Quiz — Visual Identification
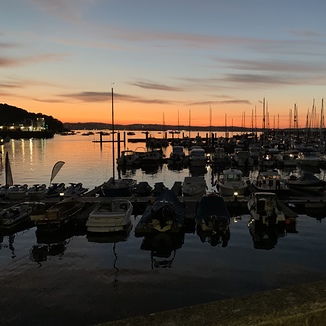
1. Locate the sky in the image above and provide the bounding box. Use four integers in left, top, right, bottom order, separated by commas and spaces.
1, 0, 326, 129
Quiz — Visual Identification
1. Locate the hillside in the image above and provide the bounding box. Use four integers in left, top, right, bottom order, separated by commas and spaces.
0, 103, 64, 132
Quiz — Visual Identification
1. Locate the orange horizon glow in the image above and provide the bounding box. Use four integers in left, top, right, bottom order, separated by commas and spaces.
6, 96, 324, 130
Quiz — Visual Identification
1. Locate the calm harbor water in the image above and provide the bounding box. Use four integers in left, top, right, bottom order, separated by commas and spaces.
1, 131, 326, 326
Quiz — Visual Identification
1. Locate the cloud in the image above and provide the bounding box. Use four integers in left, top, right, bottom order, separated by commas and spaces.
219, 58, 326, 74
0, 53, 67, 68
58, 91, 175, 105
188, 99, 251, 106
130, 80, 185, 92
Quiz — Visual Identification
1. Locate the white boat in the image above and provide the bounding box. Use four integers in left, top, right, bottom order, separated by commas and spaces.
247, 192, 285, 227
0, 202, 32, 229
217, 169, 248, 197
86, 199, 133, 233
182, 176, 207, 197
189, 147, 207, 167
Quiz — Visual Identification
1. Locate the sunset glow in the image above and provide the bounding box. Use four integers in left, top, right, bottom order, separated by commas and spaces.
1, 1, 326, 129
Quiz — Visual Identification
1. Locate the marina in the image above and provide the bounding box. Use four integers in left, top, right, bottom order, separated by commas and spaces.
1, 130, 326, 326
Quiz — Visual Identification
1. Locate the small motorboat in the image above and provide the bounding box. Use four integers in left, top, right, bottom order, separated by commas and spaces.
63, 182, 88, 197
252, 170, 291, 198
247, 192, 285, 227
101, 178, 137, 197
46, 183, 66, 197
7, 184, 28, 200
196, 192, 230, 232
217, 169, 248, 197
135, 189, 185, 236
132, 181, 153, 197
285, 172, 326, 193
0, 202, 32, 229
182, 176, 207, 197
86, 199, 133, 233
27, 184, 47, 200
35, 197, 85, 232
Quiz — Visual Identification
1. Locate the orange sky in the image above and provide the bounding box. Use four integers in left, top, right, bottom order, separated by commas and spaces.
1, 1, 326, 129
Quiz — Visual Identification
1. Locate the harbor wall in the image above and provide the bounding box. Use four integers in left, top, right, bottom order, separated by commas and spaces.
97, 280, 326, 326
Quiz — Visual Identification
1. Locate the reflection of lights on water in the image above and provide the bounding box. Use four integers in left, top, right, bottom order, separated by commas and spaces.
113, 243, 119, 290
233, 216, 242, 223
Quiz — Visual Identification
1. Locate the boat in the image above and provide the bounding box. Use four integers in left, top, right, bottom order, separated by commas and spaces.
140, 148, 163, 165
132, 181, 153, 197
167, 145, 185, 166
101, 177, 137, 197
217, 169, 248, 197
189, 147, 207, 167
258, 148, 279, 169
35, 197, 85, 232
252, 170, 291, 198
182, 176, 207, 197
276, 149, 299, 167
86, 199, 133, 233
63, 182, 88, 197
46, 182, 66, 197
247, 192, 285, 227
233, 150, 254, 168
46, 161, 66, 197
296, 147, 323, 168
28, 202, 48, 223
27, 184, 47, 200
116, 149, 142, 166
209, 147, 232, 168
135, 189, 185, 236
0, 202, 32, 229
285, 172, 326, 193
195, 193, 230, 247
7, 184, 28, 200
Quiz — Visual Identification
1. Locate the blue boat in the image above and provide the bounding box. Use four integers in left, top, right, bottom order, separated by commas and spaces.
135, 189, 185, 236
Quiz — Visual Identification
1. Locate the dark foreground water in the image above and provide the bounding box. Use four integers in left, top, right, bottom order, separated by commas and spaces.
1, 212, 326, 326
1, 132, 326, 325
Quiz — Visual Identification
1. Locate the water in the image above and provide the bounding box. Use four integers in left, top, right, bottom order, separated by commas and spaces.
1, 132, 326, 326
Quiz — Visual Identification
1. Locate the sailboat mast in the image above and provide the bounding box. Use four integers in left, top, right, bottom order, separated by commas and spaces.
111, 87, 115, 183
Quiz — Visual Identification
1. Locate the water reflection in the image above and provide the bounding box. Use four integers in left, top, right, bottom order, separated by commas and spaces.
248, 218, 286, 250
87, 223, 132, 289
196, 226, 230, 247
306, 207, 326, 223
29, 229, 75, 266
0, 233, 16, 259
140, 232, 184, 269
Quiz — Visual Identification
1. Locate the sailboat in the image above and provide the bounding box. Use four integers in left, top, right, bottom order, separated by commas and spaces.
0, 152, 14, 197
101, 87, 136, 197
0, 153, 32, 229
45, 161, 66, 197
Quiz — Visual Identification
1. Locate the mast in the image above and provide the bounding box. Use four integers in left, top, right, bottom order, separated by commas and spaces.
111, 86, 115, 183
